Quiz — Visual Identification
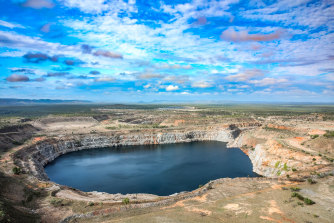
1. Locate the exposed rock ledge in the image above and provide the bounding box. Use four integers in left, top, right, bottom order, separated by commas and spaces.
13, 125, 243, 181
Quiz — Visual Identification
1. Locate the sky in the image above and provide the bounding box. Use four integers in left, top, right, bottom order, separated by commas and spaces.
0, 0, 333, 103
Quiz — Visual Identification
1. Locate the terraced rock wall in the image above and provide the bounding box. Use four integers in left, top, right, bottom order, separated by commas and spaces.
14, 126, 241, 180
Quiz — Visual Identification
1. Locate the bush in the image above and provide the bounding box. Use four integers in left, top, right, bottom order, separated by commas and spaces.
307, 178, 317, 184
88, 201, 94, 206
207, 184, 213, 190
12, 166, 21, 175
290, 187, 301, 192
50, 198, 63, 207
122, 198, 130, 205
304, 197, 315, 205
291, 192, 315, 205
324, 131, 334, 138
291, 192, 302, 199
12, 141, 23, 145
310, 135, 319, 139
292, 168, 297, 172
0, 209, 5, 221
297, 201, 304, 206
50, 198, 70, 207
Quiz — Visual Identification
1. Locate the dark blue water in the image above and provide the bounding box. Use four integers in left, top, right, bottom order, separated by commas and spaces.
45, 141, 258, 196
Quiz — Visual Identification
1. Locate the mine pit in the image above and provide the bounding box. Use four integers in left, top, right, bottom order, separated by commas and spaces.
44, 141, 258, 196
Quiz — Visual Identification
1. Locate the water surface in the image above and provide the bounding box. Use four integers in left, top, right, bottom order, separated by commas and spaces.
45, 141, 258, 196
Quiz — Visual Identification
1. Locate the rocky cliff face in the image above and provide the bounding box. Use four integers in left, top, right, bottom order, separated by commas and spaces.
248, 144, 276, 177
247, 139, 331, 178
14, 127, 241, 180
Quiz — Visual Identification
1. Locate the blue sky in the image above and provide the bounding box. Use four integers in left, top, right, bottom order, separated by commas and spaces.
0, 0, 333, 103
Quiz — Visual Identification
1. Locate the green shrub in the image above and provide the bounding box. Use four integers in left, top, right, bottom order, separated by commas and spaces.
105, 126, 117, 130
122, 198, 130, 205
291, 192, 302, 199
297, 201, 304, 206
291, 192, 315, 205
304, 197, 315, 205
12, 166, 21, 175
324, 131, 334, 138
275, 161, 280, 168
283, 163, 289, 171
12, 141, 23, 145
290, 187, 301, 192
50, 198, 63, 207
307, 178, 317, 184
88, 201, 94, 206
310, 135, 319, 139
292, 168, 297, 172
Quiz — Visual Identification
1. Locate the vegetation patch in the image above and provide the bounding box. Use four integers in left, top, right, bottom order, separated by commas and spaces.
291, 192, 315, 205
12, 166, 21, 175
283, 163, 289, 171
290, 187, 301, 192
307, 178, 317, 184
23, 188, 41, 204
50, 198, 71, 207
310, 134, 319, 139
122, 198, 130, 205
324, 130, 334, 138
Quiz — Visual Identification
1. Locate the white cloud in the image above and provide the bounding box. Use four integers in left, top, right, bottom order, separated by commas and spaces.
249, 77, 288, 86
60, 0, 137, 14
166, 85, 179, 91
138, 73, 163, 80
156, 63, 192, 70
192, 81, 212, 88
220, 28, 284, 42
325, 74, 334, 81
164, 75, 189, 84
94, 77, 115, 82
241, 1, 334, 29
0, 20, 25, 29
225, 68, 264, 82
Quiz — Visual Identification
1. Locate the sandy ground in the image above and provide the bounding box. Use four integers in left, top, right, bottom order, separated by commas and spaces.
70, 177, 334, 223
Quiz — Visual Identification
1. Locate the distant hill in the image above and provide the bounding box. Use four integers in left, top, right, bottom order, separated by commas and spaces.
0, 98, 91, 106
